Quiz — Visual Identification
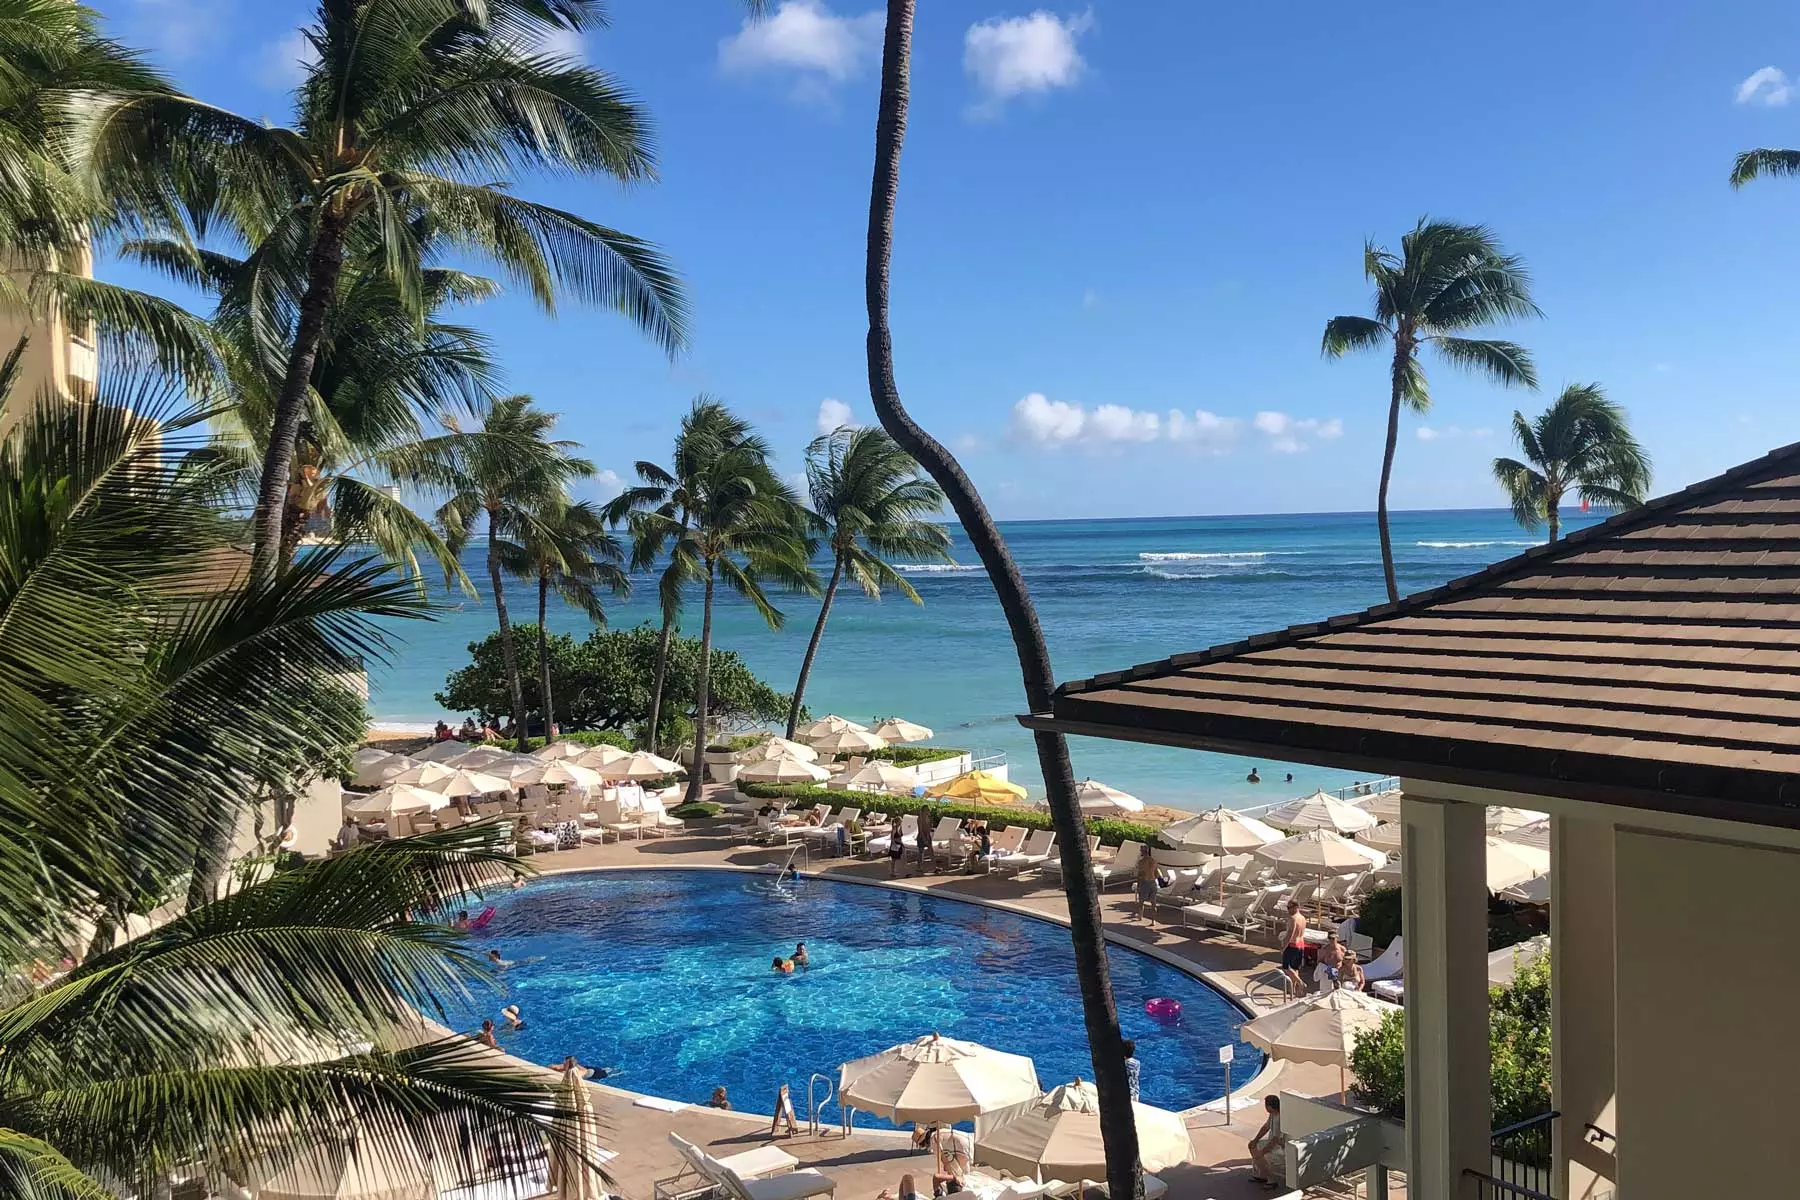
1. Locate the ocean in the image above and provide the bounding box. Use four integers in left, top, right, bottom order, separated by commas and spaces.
366, 507, 1600, 813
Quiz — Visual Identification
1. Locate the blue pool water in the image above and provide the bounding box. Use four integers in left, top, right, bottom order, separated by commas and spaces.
461, 869, 1257, 1120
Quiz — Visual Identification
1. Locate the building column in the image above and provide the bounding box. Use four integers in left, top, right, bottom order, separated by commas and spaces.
1402, 794, 1491, 1199
1552, 816, 1617, 1200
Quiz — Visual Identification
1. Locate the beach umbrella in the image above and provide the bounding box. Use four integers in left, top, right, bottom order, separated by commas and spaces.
533, 740, 591, 761
343, 784, 449, 819
350, 752, 414, 788
1257, 829, 1387, 875
421, 769, 511, 799
736, 736, 819, 765
1499, 874, 1551, 905
1240, 988, 1400, 1100
598, 751, 684, 781
388, 761, 458, 788
738, 756, 832, 784
974, 1079, 1193, 1180
840, 1033, 1039, 1125
410, 740, 471, 763
795, 714, 869, 740
1159, 807, 1284, 854
927, 770, 1028, 805
872, 717, 934, 744
1264, 790, 1379, 834
351, 746, 395, 768
1503, 818, 1552, 853
837, 760, 918, 793
1354, 789, 1404, 824
546, 1068, 607, 1200
1486, 806, 1546, 835
448, 745, 515, 769
1356, 822, 1404, 856
575, 743, 630, 770
807, 726, 889, 755
251, 1140, 433, 1200
1482, 836, 1550, 892
515, 760, 605, 789
1072, 779, 1144, 813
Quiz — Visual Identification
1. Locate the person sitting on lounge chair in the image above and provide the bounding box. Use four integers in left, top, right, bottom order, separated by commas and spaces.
877, 1173, 923, 1200
1338, 951, 1365, 992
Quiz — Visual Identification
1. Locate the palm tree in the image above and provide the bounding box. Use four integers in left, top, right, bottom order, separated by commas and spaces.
1492, 384, 1650, 542
72, 0, 688, 584
1730, 149, 1800, 187
0, 365, 583, 1194
786, 425, 948, 738
432, 396, 594, 747
493, 497, 629, 744
611, 399, 756, 753
1321, 219, 1541, 602
850, 5, 1143, 1194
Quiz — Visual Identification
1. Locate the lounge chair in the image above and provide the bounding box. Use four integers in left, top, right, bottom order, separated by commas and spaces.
1362, 934, 1403, 1001
929, 817, 966, 867
1048, 835, 1101, 881
717, 1166, 837, 1200
1152, 873, 1201, 915
637, 797, 684, 839
1093, 839, 1142, 889
993, 829, 1056, 874
1180, 889, 1259, 938
865, 814, 917, 855
988, 825, 1028, 857
666, 1133, 796, 1185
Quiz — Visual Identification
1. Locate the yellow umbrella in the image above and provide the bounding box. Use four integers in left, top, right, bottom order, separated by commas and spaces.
927, 770, 1028, 805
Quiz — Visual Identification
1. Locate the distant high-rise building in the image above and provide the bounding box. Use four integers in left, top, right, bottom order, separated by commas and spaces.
1, 243, 98, 434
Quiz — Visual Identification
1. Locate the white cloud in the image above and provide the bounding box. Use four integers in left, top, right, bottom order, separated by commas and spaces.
1012, 393, 1092, 445
1255, 411, 1343, 454
1415, 424, 1492, 443
1011, 393, 1247, 454
590, 469, 624, 502
1736, 66, 1795, 107
1164, 409, 1242, 454
719, 1, 883, 90
1085, 403, 1160, 443
258, 30, 318, 90
964, 9, 1092, 113
816, 397, 856, 435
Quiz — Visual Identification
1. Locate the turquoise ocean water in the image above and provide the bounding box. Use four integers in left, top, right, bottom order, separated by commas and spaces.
367, 507, 1600, 812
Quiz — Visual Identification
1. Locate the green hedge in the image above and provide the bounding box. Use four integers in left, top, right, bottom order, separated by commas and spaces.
855, 746, 967, 766
523, 730, 633, 752
736, 782, 1158, 847
668, 801, 723, 818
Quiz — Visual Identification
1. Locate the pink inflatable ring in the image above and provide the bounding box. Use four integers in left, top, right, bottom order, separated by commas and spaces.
1145, 997, 1181, 1021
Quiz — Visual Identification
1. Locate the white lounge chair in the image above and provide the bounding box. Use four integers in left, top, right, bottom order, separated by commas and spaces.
1363, 934, 1404, 1000
718, 1165, 837, 1200
636, 797, 684, 839
1181, 889, 1259, 938
666, 1133, 796, 1184
1093, 840, 1142, 889
865, 813, 917, 855
1049, 835, 1101, 881
993, 829, 1056, 874
988, 825, 1028, 857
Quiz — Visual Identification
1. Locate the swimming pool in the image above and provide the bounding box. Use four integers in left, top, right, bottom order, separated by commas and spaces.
463, 868, 1258, 1121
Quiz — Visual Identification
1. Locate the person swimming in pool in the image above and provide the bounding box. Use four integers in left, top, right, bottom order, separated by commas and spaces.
487, 949, 514, 970
772, 956, 795, 974
500, 1004, 525, 1031
792, 942, 809, 970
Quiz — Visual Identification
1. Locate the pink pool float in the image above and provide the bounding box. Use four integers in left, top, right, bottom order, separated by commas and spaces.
1145, 997, 1182, 1022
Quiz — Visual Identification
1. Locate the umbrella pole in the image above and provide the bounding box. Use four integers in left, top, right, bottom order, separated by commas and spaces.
1338, 1064, 1346, 1104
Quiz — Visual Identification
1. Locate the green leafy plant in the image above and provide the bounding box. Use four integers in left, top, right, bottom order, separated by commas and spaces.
667, 801, 724, 819
1355, 884, 1402, 948
859, 746, 967, 767
736, 784, 1159, 846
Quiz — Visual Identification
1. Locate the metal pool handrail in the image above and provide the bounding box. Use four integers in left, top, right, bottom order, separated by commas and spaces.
807, 1072, 834, 1135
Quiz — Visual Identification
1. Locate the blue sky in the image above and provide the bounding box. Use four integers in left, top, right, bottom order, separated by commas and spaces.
100, 0, 1800, 520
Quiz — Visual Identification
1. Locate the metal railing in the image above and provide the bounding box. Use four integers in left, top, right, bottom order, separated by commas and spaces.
1491, 1110, 1558, 1173
806, 1072, 834, 1135
1464, 1169, 1554, 1200
1237, 775, 1400, 821
969, 751, 1007, 771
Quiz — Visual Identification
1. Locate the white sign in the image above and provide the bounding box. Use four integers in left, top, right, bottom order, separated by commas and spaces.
1218, 1044, 1234, 1065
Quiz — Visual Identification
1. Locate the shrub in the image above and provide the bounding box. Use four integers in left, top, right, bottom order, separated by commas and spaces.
736, 782, 1159, 846
668, 801, 723, 819
1356, 884, 1402, 948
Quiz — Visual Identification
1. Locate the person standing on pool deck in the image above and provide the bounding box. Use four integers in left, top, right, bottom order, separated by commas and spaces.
770, 1082, 799, 1137
888, 821, 907, 877
1123, 1039, 1141, 1101
1280, 901, 1308, 997
1134, 845, 1159, 926
915, 811, 934, 875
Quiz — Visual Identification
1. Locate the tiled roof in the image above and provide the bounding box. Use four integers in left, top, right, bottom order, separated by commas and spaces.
1044, 444, 1800, 828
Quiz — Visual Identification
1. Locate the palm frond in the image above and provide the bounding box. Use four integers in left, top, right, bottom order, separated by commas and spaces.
1730, 148, 1800, 188
1320, 314, 1389, 357
1429, 336, 1538, 390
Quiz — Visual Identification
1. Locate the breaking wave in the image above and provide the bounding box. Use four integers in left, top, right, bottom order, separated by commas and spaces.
1138, 550, 1268, 562
894, 562, 984, 574
1139, 566, 1298, 581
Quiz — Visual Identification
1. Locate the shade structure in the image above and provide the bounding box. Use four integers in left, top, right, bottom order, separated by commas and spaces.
974, 1079, 1194, 1179
546, 1069, 606, 1200
1264, 790, 1379, 834
252, 1140, 433, 1200
351, 752, 414, 788
344, 784, 449, 818
1071, 779, 1144, 813
872, 717, 934, 744
1256, 829, 1387, 874
1159, 807, 1284, 854
1500, 874, 1551, 905
1486, 806, 1547, 834
927, 770, 1028, 805
351, 746, 393, 767
837, 760, 918, 793
808, 726, 890, 755
1482, 836, 1550, 892
1241, 988, 1401, 1100
1356, 822, 1404, 856
736, 736, 819, 765
421, 769, 511, 799
795, 714, 869, 740
575, 743, 630, 769
534, 740, 591, 761
737, 756, 832, 784
411, 740, 471, 763
840, 1033, 1040, 1125
1354, 790, 1404, 824
598, 750, 683, 781
514, 759, 604, 789
388, 761, 458, 788
1502, 818, 1552, 853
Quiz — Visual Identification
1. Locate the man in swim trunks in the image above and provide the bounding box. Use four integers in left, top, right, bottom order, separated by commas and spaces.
1280, 901, 1308, 997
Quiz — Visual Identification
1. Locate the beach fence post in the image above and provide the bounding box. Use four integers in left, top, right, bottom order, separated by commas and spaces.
1219, 1044, 1234, 1123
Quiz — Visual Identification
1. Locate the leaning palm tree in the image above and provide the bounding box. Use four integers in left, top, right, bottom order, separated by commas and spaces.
786, 425, 948, 738
1730, 148, 1800, 187
1492, 384, 1650, 542
1322, 219, 1541, 602
493, 496, 629, 744
71, 0, 687, 583
432, 396, 595, 747
847, 5, 1143, 1194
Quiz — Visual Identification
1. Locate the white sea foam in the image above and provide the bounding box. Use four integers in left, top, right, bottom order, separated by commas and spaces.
895, 562, 983, 573
1139, 566, 1296, 581
1137, 550, 1268, 562
1415, 540, 1537, 549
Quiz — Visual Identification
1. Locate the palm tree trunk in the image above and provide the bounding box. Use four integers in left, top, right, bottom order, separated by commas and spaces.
682, 565, 716, 806
1547, 508, 1561, 543
278, 491, 310, 570
538, 572, 557, 744
859, 6, 1141, 1198
1377, 344, 1409, 604
248, 212, 350, 586
647, 609, 676, 754
488, 521, 527, 748
786, 552, 844, 739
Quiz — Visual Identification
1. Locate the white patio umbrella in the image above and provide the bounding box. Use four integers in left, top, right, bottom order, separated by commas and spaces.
807, 726, 889, 755
836, 760, 917, 793
795, 714, 869, 740
351, 752, 414, 788
1159, 807, 1284, 854
514, 760, 605, 789
737, 757, 832, 784
388, 761, 458, 788
422, 769, 511, 799
575, 743, 630, 770
1356, 822, 1404, 856
410, 739, 471, 763
351, 746, 395, 767
1486, 806, 1546, 834
1072, 779, 1145, 813
533, 740, 591, 761
1503, 818, 1551, 853
546, 1068, 606, 1200
252, 1140, 433, 1200
736, 736, 819, 764
343, 784, 449, 819
1482, 836, 1550, 892
598, 751, 684, 781
1499, 874, 1551, 905
1257, 829, 1388, 875
974, 1079, 1194, 1180
448, 745, 515, 769
872, 717, 934, 744
1264, 790, 1380, 834
840, 1033, 1039, 1125
1355, 789, 1404, 824
1240, 988, 1401, 1100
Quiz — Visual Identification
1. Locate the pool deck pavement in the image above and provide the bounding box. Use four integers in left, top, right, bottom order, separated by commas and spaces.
518, 820, 1383, 1200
